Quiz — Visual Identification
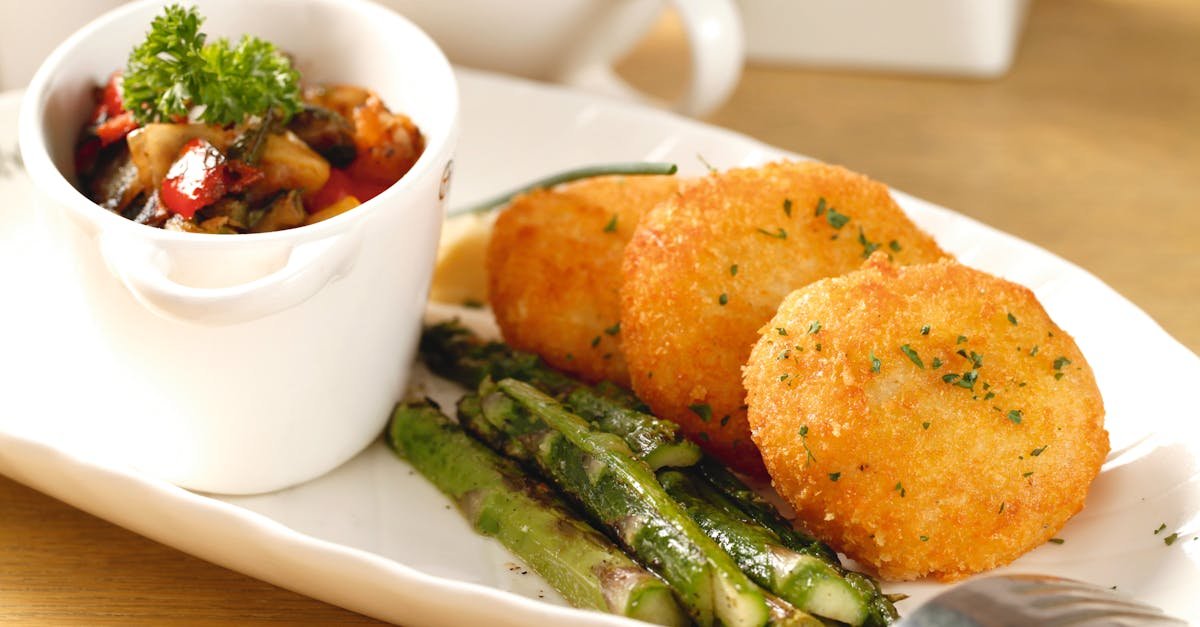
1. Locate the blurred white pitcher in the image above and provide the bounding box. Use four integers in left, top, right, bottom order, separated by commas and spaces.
380, 0, 744, 117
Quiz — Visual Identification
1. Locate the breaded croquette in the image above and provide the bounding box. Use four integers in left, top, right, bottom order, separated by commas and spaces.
743, 255, 1108, 581
621, 161, 948, 476
487, 175, 680, 387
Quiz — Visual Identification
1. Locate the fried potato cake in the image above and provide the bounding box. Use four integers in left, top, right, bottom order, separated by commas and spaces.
744, 255, 1108, 581
487, 174, 681, 387
620, 161, 948, 476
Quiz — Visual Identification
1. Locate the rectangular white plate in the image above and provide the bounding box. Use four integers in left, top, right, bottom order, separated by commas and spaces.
1, 68, 1197, 625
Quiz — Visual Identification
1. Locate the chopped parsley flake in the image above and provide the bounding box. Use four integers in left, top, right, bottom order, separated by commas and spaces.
720, 414, 731, 427
900, 344, 924, 369
957, 350, 983, 368
1007, 409, 1023, 424
783, 198, 793, 217
829, 472, 841, 482
1029, 345, 1039, 356
1165, 532, 1180, 546
1155, 523, 1167, 535
730, 264, 739, 276
689, 403, 713, 422
890, 240, 902, 252
895, 482, 906, 497
870, 352, 881, 373
931, 357, 943, 369
957, 335, 968, 344
1048, 538, 1065, 545
983, 391, 996, 400
757, 226, 788, 240
777, 327, 788, 336
1031, 446, 1047, 456
858, 228, 880, 258
955, 370, 979, 389
815, 343, 822, 352
922, 421, 931, 430
590, 336, 601, 348
942, 373, 960, 384
798, 425, 816, 464
826, 207, 851, 229
604, 322, 621, 336
718, 293, 728, 306
920, 535, 929, 542
808, 320, 822, 335
603, 214, 618, 233
814, 197, 827, 217
779, 374, 789, 381
1023, 471, 1034, 477
1007, 312, 1018, 325
920, 325, 930, 335
1053, 356, 1072, 370
999, 502, 1006, 513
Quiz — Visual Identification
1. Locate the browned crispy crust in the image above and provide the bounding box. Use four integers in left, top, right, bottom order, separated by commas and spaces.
620, 161, 948, 476
744, 255, 1108, 581
486, 175, 681, 386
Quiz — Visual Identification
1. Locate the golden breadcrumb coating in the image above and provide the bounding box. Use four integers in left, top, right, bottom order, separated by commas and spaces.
487, 175, 681, 386
621, 161, 948, 476
744, 255, 1108, 581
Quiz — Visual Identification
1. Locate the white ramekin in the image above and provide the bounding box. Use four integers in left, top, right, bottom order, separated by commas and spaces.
19, 0, 459, 494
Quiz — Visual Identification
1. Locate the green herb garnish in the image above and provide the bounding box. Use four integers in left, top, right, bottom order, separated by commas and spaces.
689, 403, 713, 422
603, 214, 618, 233
857, 228, 880, 257
826, 207, 850, 229
122, 4, 302, 125
900, 344, 924, 369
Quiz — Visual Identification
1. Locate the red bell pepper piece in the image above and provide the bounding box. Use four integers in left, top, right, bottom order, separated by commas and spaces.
159, 138, 265, 219
307, 167, 389, 213
160, 138, 228, 219
88, 71, 139, 146
95, 112, 139, 147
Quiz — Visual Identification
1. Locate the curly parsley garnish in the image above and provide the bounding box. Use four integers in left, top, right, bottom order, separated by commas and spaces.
122, 4, 302, 125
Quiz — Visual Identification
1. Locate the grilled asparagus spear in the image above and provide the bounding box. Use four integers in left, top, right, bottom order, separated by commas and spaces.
421, 321, 700, 469
659, 470, 869, 625
420, 322, 899, 624
480, 379, 773, 627
386, 400, 687, 626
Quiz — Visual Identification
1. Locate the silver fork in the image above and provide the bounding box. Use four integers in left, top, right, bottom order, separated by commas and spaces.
897, 574, 1188, 626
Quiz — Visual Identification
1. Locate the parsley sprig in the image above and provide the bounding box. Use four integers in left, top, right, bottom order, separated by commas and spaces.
122, 4, 302, 125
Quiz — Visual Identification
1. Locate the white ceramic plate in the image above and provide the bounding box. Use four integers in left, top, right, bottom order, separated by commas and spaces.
1, 69, 1198, 626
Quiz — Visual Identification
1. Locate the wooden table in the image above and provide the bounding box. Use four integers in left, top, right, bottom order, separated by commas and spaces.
3, 0, 1196, 623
